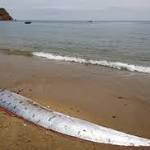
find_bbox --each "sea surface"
[0,21,150,73]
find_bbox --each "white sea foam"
[33,52,150,74]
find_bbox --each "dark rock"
[112,115,116,119]
[0,8,13,21]
[118,96,124,99]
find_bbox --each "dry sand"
[0,53,150,150]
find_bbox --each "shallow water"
[0,21,150,71]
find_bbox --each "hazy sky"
[1,0,150,20]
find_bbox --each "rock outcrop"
[0,8,13,21]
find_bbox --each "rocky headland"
[0,8,13,21]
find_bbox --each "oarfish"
[0,89,150,147]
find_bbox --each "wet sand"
[0,53,150,150]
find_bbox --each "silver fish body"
[0,89,150,147]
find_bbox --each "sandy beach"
[0,53,150,150]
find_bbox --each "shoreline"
[0,53,150,149]
[1,48,150,74]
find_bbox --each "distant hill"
[0,8,13,21]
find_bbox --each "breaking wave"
[33,52,150,74]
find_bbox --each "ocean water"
[0,21,150,73]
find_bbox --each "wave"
[33,52,150,74]
[0,48,33,56]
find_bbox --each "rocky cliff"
[0,8,13,21]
